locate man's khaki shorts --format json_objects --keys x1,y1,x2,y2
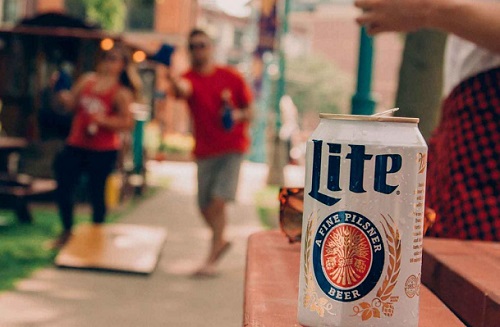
[{"x1": 196, "y1": 153, "x2": 244, "y2": 210}]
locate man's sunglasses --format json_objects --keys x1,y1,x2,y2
[
  {"x1": 278, "y1": 187, "x2": 437, "y2": 243},
  {"x1": 189, "y1": 43, "x2": 208, "y2": 51},
  {"x1": 103, "y1": 54, "x2": 122, "y2": 62}
]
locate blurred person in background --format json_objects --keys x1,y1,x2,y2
[
  {"x1": 51, "y1": 44, "x2": 142, "y2": 248},
  {"x1": 279, "y1": 95, "x2": 302, "y2": 165},
  {"x1": 355, "y1": 0, "x2": 500, "y2": 240},
  {"x1": 168, "y1": 29, "x2": 254, "y2": 276},
  {"x1": 38, "y1": 67, "x2": 74, "y2": 141}
]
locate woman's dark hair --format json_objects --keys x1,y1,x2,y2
[
  {"x1": 189, "y1": 28, "x2": 210, "y2": 40},
  {"x1": 98, "y1": 42, "x2": 143, "y2": 101}
]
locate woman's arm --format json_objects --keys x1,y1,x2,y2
[
  {"x1": 58, "y1": 72, "x2": 95, "y2": 110},
  {"x1": 93, "y1": 87, "x2": 135, "y2": 132},
  {"x1": 355, "y1": 0, "x2": 500, "y2": 54}
]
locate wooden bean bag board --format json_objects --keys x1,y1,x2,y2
[{"x1": 55, "y1": 224, "x2": 167, "y2": 274}]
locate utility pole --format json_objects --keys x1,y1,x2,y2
[
  {"x1": 275, "y1": 0, "x2": 290, "y2": 131},
  {"x1": 351, "y1": 26, "x2": 377, "y2": 115},
  {"x1": 267, "y1": 0, "x2": 291, "y2": 186}
]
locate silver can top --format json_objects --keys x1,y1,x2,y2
[{"x1": 319, "y1": 113, "x2": 419, "y2": 124}]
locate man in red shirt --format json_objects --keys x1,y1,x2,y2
[{"x1": 169, "y1": 29, "x2": 254, "y2": 276}]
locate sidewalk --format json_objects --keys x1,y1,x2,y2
[{"x1": 0, "y1": 161, "x2": 304, "y2": 327}]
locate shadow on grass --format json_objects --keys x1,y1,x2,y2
[{"x1": 0, "y1": 187, "x2": 159, "y2": 292}]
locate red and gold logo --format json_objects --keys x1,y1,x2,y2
[
  {"x1": 322, "y1": 225, "x2": 372, "y2": 289},
  {"x1": 313, "y1": 211, "x2": 384, "y2": 303}
]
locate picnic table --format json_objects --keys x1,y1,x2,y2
[
  {"x1": 0, "y1": 136, "x2": 56, "y2": 223},
  {"x1": 422, "y1": 238, "x2": 500, "y2": 327},
  {"x1": 0, "y1": 136, "x2": 28, "y2": 172},
  {"x1": 244, "y1": 230, "x2": 465, "y2": 327}
]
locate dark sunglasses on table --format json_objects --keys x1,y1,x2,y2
[
  {"x1": 279, "y1": 187, "x2": 304, "y2": 243},
  {"x1": 189, "y1": 42, "x2": 208, "y2": 51},
  {"x1": 278, "y1": 187, "x2": 436, "y2": 244}
]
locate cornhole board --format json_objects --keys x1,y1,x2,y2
[{"x1": 55, "y1": 224, "x2": 167, "y2": 274}]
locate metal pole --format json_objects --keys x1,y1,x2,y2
[
  {"x1": 133, "y1": 121, "x2": 144, "y2": 174},
  {"x1": 267, "y1": 0, "x2": 291, "y2": 186},
  {"x1": 132, "y1": 104, "x2": 149, "y2": 196},
  {"x1": 249, "y1": 53, "x2": 272, "y2": 163},
  {"x1": 247, "y1": 2, "x2": 267, "y2": 163},
  {"x1": 275, "y1": 0, "x2": 291, "y2": 130},
  {"x1": 351, "y1": 26, "x2": 377, "y2": 115}
]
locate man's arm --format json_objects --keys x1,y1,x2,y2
[
  {"x1": 167, "y1": 74, "x2": 193, "y2": 99},
  {"x1": 355, "y1": 0, "x2": 500, "y2": 54},
  {"x1": 231, "y1": 72, "x2": 254, "y2": 123},
  {"x1": 232, "y1": 105, "x2": 254, "y2": 123}
]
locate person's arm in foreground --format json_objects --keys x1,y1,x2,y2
[
  {"x1": 355, "y1": 0, "x2": 500, "y2": 54},
  {"x1": 93, "y1": 88, "x2": 135, "y2": 131}
]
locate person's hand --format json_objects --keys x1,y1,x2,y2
[
  {"x1": 231, "y1": 109, "x2": 248, "y2": 123},
  {"x1": 220, "y1": 108, "x2": 248, "y2": 130},
  {"x1": 91, "y1": 113, "x2": 107, "y2": 127},
  {"x1": 58, "y1": 90, "x2": 74, "y2": 109},
  {"x1": 354, "y1": 0, "x2": 433, "y2": 34}
]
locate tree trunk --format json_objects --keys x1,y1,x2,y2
[{"x1": 395, "y1": 30, "x2": 447, "y2": 141}]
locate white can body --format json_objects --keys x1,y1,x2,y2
[{"x1": 298, "y1": 114, "x2": 428, "y2": 327}]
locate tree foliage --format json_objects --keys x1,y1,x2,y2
[
  {"x1": 85, "y1": 0, "x2": 126, "y2": 31},
  {"x1": 66, "y1": 0, "x2": 127, "y2": 31},
  {"x1": 286, "y1": 53, "x2": 351, "y2": 115}
]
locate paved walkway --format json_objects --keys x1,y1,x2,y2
[{"x1": 0, "y1": 161, "x2": 304, "y2": 327}]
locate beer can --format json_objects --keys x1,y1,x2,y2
[{"x1": 298, "y1": 114, "x2": 427, "y2": 327}]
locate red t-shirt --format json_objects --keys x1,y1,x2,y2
[
  {"x1": 67, "y1": 80, "x2": 121, "y2": 151},
  {"x1": 183, "y1": 66, "x2": 253, "y2": 158}
]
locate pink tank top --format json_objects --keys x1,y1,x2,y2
[{"x1": 67, "y1": 80, "x2": 121, "y2": 151}]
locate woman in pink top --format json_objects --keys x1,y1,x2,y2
[{"x1": 52, "y1": 44, "x2": 141, "y2": 248}]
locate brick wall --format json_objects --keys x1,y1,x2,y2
[
  {"x1": 37, "y1": 0, "x2": 65, "y2": 13},
  {"x1": 155, "y1": 0, "x2": 197, "y2": 36}
]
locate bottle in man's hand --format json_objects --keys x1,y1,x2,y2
[
  {"x1": 87, "y1": 122, "x2": 98, "y2": 136},
  {"x1": 221, "y1": 89, "x2": 234, "y2": 131}
]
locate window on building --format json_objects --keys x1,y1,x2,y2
[
  {"x1": 0, "y1": 0, "x2": 37, "y2": 25},
  {"x1": 65, "y1": 0, "x2": 86, "y2": 21},
  {"x1": 125, "y1": 0, "x2": 154, "y2": 31}
]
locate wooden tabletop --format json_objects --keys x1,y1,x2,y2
[
  {"x1": 422, "y1": 238, "x2": 500, "y2": 327},
  {"x1": 244, "y1": 230, "x2": 464, "y2": 327},
  {"x1": 0, "y1": 136, "x2": 28, "y2": 150}
]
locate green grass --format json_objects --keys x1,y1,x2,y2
[
  {"x1": 255, "y1": 186, "x2": 280, "y2": 229},
  {"x1": 0, "y1": 187, "x2": 158, "y2": 292}
]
